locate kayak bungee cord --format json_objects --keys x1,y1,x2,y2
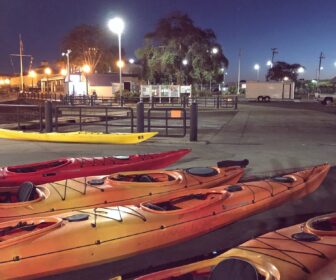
[{"x1": 237, "y1": 229, "x2": 336, "y2": 274}]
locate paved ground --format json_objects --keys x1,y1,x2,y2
[{"x1": 0, "y1": 101, "x2": 335, "y2": 279}]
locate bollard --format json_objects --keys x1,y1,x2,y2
[
  {"x1": 234, "y1": 95, "x2": 238, "y2": 110},
  {"x1": 44, "y1": 100, "x2": 53, "y2": 132},
  {"x1": 190, "y1": 102, "x2": 198, "y2": 142},
  {"x1": 216, "y1": 95, "x2": 220, "y2": 109},
  {"x1": 136, "y1": 102, "x2": 145, "y2": 133}
]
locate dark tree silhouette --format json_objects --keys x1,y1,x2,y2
[{"x1": 266, "y1": 61, "x2": 304, "y2": 82}]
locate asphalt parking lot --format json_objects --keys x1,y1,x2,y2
[{"x1": 0, "y1": 101, "x2": 335, "y2": 279}]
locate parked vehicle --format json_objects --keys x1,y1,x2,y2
[
  {"x1": 315, "y1": 92, "x2": 335, "y2": 105},
  {"x1": 245, "y1": 81, "x2": 295, "y2": 102}
]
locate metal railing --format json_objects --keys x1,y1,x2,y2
[
  {"x1": 147, "y1": 108, "x2": 188, "y2": 137},
  {"x1": 0, "y1": 104, "x2": 44, "y2": 131},
  {"x1": 54, "y1": 105, "x2": 134, "y2": 133}
]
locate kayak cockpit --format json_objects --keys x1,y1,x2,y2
[
  {"x1": 306, "y1": 214, "x2": 336, "y2": 236},
  {"x1": 0, "y1": 182, "x2": 45, "y2": 207},
  {"x1": 141, "y1": 190, "x2": 228, "y2": 214},
  {"x1": 0, "y1": 217, "x2": 62, "y2": 248},
  {"x1": 109, "y1": 172, "x2": 176, "y2": 183},
  {"x1": 7, "y1": 159, "x2": 69, "y2": 173}
]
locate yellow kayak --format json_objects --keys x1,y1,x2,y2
[{"x1": 0, "y1": 129, "x2": 157, "y2": 144}]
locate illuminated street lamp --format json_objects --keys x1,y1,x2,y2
[
  {"x1": 29, "y1": 70, "x2": 36, "y2": 88},
  {"x1": 266, "y1": 60, "x2": 272, "y2": 67},
  {"x1": 182, "y1": 59, "x2": 188, "y2": 66},
  {"x1": 297, "y1": 67, "x2": 305, "y2": 74},
  {"x1": 60, "y1": 68, "x2": 67, "y2": 76},
  {"x1": 129, "y1": 58, "x2": 135, "y2": 64},
  {"x1": 108, "y1": 17, "x2": 125, "y2": 104},
  {"x1": 44, "y1": 67, "x2": 52, "y2": 94},
  {"x1": 254, "y1": 64, "x2": 260, "y2": 81},
  {"x1": 62, "y1": 49, "x2": 72, "y2": 94},
  {"x1": 82, "y1": 64, "x2": 91, "y2": 95},
  {"x1": 4, "y1": 79, "x2": 10, "y2": 85},
  {"x1": 283, "y1": 76, "x2": 289, "y2": 81},
  {"x1": 211, "y1": 47, "x2": 218, "y2": 54}
]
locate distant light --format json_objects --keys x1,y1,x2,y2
[
  {"x1": 129, "y1": 58, "x2": 135, "y2": 64},
  {"x1": 320, "y1": 66, "x2": 324, "y2": 70},
  {"x1": 182, "y1": 59, "x2": 188, "y2": 66},
  {"x1": 4, "y1": 79, "x2": 10, "y2": 85},
  {"x1": 297, "y1": 67, "x2": 304, "y2": 74},
  {"x1": 29, "y1": 70, "x2": 37, "y2": 78},
  {"x1": 44, "y1": 67, "x2": 52, "y2": 75},
  {"x1": 266, "y1": 60, "x2": 272, "y2": 67},
  {"x1": 211, "y1": 47, "x2": 218, "y2": 54},
  {"x1": 311, "y1": 79, "x2": 317, "y2": 84},
  {"x1": 220, "y1": 67, "x2": 225, "y2": 72},
  {"x1": 82, "y1": 64, "x2": 91, "y2": 74},
  {"x1": 60, "y1": 69, "x2": 67, "y2": 76},
  {"x1": 0, "y1": 80, "x2": 4, "y2": 85},
  {"x1": 254, "y1": 64, "x2": 260, "y2": 70},
  {"x1": 108, "y1": 17, "x2": 125, "y2": 35},
  {"x1": 283, "y1": 76, "x2": 289, "y2": 81},
  {"x1": 334, "y1": 62, "x2": 336, "y2": 67},
  {"x1": 116, "y1": 60, "x2": 125, "y2": 68}
]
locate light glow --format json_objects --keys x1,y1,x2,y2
[
  {"x1": 116, "y1": 60, "x2": 125, "y2": 68},
  {"x1": 254, "y1": 64, "x2": 260, "y2": 70},
  {"x1": 82, "y1": 64, "x2": 91, "y2": 74},
  {"x1": 108, "y1": 17, "x2": 125, "y2": 35},
  {"x1": 44, "y1": 67, "x2": 52, "y2": 75}
]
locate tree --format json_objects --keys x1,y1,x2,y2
[
  {"x1": 61, "y1": 24, "x2": 122, "y2": 73},
  {"x1": 266, "y1": 61, "x2": 304, "y2": 82},
  {"x1": 136, "y1": 12, "x2": 228, "y2": 85}
]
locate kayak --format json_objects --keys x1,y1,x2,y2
[
  {"x1": 0, "y1": 163, "x2": 329, "y2": 279},
  {"x1": 138, "y1": 211, "x2": 336, "y2": 280},
  {"x1": 0, "y1": 128, "x2": 157, "y2": 144},
  {"x1": 0, "y1": 159, "x2": 247, "y2": 221},
  {"x1": 0, "y1": 149, "x2": 191, "y2": 188}
]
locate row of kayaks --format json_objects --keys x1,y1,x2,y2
[
  {"x1": 0, "y1": 151, "x2": 331, "y2": 279},
  {"x1": 0, "y1": 128, "x2": 158, "y2": 144}
]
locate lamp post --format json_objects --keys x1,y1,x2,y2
[
  {"x1": 181, "y1": 59, "x2": 188, "y2": 85},
  {"x1": 29, "y1": 70, "x2": 36, "y2": 89},
  {"x1": 44, "y1": 67, "x2": 52, "y2": 94},
  {"x1": 254, "y1": 64, "x2": 260, "y2": 81},
  {"x1": 108, "y1": 17, "x2": 125, "y2": 105},
  {"x1": 62, "y1": 49, "x2": 72, "y2": 95},
  {"x1": 82, "y1": 64, "x2": 91, "y2": 95}
]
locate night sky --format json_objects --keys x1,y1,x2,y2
[{"x1": 1, "y1": 0, "x2": 336, "y2": 81}]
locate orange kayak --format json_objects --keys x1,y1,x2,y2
[
  {"x1": 137, "y1": 211, "x2": 336, "y2": 280},
  {"x1": 0, "y1": 160, "x2": 247, "y2": 221},
  {"x1": 0, "y1": 163, "x2": 329, "y2": 279}
]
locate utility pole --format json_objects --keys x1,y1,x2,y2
[
  {"x1": 10, "y1": 34, "x2": 32, "y2": 92},
  {"x1": 237, "y1": 48, "x2": 241, "y2": 95},
  {"x1": 317, "y1": 51, "x2": 325, "y2": 81},
  {"x1": 271, "y1": 48, "x2": 278, "y2": 64}
]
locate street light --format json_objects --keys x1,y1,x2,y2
[
  {"x1": 297, "y1": 67, "x2": 305, "y2": 74},
  {"x1": 108, "y1": 17, "x2": 125, "y2": 105},
  {"x1": 62, "y1": 49, "x2": 72, "y2": 95},
  {"x1": 44, "y1": 67, "x2": 52, "y2": 94},
  {"x1": 254, "y1": 64, "x2": 260, "y2": 81},
  {"x1": 211, "y1": 47, "x2": 218, "y2": 54},
  {"x1": 266, "y1": 60, "x2": 272, "y2": 67},
  {"x1": 29, "y1": 70, "x2": 36, "y2": 89},
  {"x1": 182, "y1": 59, "x2": 188, "y2": 66},
  {"x1": 82, "y1": 64, "x2": 91, "y2": 95},
  {"x1": 60, "y1": 68, "x2": 67, "y2": 76},
  {"x1": 129, "y1": 58, "x2": 135, "y2": 64}
]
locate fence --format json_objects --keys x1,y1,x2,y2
[{"x1": 0, "y1": 104, "x2": 44, "y2": 131}]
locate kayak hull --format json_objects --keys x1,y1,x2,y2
[
  {"x1": 0, "y1": 163, "x2": 329, "y2": 279},
  {"x1": 0, "y1": 149, "x2": 191, "y2": 187},
  {"x1": 0, "y1": 164, "x2": 245, "y2": 221},
  {"x1": 0, "y1": 128, "x2": 157, "y2": 144}
]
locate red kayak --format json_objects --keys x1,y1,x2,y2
[{"x1": 0, "y1": 149, "x2": 191, "y2": 187}]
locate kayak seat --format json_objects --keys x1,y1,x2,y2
[
  {"x1": 18, "y1": 182, "x2": 36, "y2": 202},
  {"x1": 134, "y1": 175, "x2": 156, "y2": 182}
]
